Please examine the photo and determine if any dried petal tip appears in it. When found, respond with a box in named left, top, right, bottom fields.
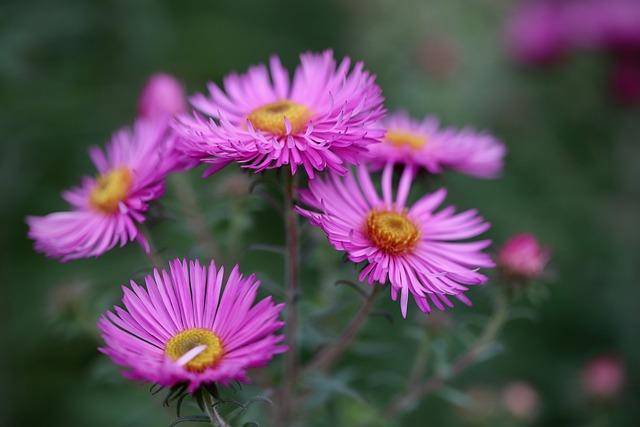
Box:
left=138, top=73, right=187, bottom=120
left=498, top=233, right=550, bottom=281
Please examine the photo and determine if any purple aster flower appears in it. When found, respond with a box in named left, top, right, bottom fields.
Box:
left=174, top=50, right=385, bottom=178
left=368, top=111, right=506, bottom=179
left=27, top=119, right=174, bottom=261
left=98, top=258, right=286, bottom=392
left=296, top=163, right=494, bottom=317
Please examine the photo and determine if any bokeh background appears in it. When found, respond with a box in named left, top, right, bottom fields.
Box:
left=1, top=0, right=639, bottom=426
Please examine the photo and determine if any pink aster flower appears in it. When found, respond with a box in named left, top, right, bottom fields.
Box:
left=368, top=112, right=506, bottom=179
left=27, top=119, right=174, bottom=261
left=174, top=50, right=385, bottom=178
left=498, top=233, right=550, bottom=281
left=296, top=163, right=494, bottom=317
left=98, top=258, right=286, bottom=392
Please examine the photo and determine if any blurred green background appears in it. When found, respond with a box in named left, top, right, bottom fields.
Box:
left=1, top=0, right=639, bottom=426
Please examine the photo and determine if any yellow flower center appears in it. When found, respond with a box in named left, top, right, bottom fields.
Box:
left=89, top=167, right=133, bottom=214
left=385, top=130, right=427, bottom=150
left=366, top=210, right=421, bottom=255
left=247, top=100, right=311, bottom=135
left=165, top=328, right=224, bottom=372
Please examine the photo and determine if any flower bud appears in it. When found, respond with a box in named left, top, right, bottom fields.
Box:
left=138, top=73, right=187, bottom=120
left=498, top=233, right=550, bottom=281
left=582, top=355, right=624, bottom=400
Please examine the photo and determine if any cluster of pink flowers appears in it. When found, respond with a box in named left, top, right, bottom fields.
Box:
left=27, top=50, right=542, bottom=396
left=507, top=0, right=640, bottom=104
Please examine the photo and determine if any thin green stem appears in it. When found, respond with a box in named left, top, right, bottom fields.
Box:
left=385, top=291, right=509, bottom=418
left=202, top=390, right=228, bottom=427
left=279, top=170, right=299, bottom=424
left=304, top=285, right=382, bottom=374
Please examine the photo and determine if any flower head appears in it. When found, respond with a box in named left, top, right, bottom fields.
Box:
left=498, top=233, right=550, bottom=281
left=296, top=163, right=494, bottom=317
left=582, top=355, right=625, bottom=400
left=174, top=50, right=385, bottom=178
left=368, top=112, right=505, bottom=179
left=98, top=258, right=286, bottom=392
left=27, top=119, right=174, bottom=261
left=138, top=73, right=188, bottom=120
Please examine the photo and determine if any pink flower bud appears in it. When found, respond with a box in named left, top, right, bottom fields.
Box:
left=138, top=73, right=187, bottom=120
left=498, top=233, right=550, bottom=281
left=502, top=381, right=540, bottom=421
left=582, top=355, right=625, bottom=399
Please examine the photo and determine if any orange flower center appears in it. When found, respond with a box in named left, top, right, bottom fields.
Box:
left=366, top=210, right=421, bottom=255
left=247, top=100, right=311, bottom=135
left=165, top=328, right=224, bottom=372
left=385, top=130, right=427, bottom=150
left=89, top=167, right=133, bottom=214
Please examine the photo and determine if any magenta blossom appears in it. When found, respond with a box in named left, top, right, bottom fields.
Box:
left=99, top=258, right=286, bottom=392
left=138, top=73, right=188, bottom=120
left=368, top=111, right=505, bottom=179
left=506, top=1, right=570, bottom=65
left=498, top=233, right=550, bottom=280
left=296, top=163, right=494, bottom=317
left=582, top=355, right=625, bottom=400
left=174, top=50, right=385, bottom=178
left=27, top=119, right=174, bottom=261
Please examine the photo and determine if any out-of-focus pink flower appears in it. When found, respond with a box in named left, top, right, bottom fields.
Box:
left=138, top=73, right=187, bottom=120
left=498, top=233, right=550, bottom=281
left=610, top=56, right=640, bottom=105
left=506, top=1, right=569, bottom=65
left=582, top=355, right=625, bottom=400
left=502, top=381, right=540, bottom=421
left=368, top=111, right=506, bottom=179
left=506, top=0, right=640, bottom=61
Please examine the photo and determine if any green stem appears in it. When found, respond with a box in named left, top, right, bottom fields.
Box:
left=202, top=390, right=228, bottom=427
left=279, top=170, right=299, bottom=424
left=385, top=291, right=509, bottom=418
left=305, top=285, right=381, bottom=373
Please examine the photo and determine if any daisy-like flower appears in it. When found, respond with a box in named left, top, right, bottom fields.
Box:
left=175, top=50, right=385, bottom=178
left=368, top=111, right=506, bottom=179
left=27, top=119, right=174, bottom=261
left=98, top=258, right=286, bottom=392
left=296, top=163, right=494, bottom=317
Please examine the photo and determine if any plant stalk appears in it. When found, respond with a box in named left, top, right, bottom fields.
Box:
left=279, top=170, right=299, bottom=424
left=385, top=291, right=509, bottom=418
left=202, top=390, right=229, bottom=427
left=305, top=285, right=381, bottom=374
